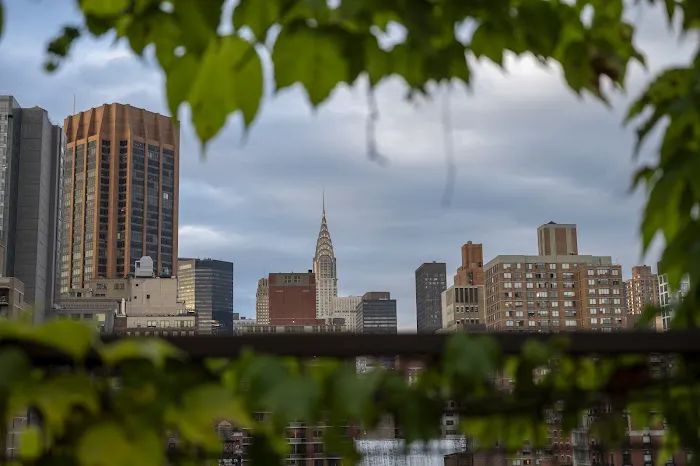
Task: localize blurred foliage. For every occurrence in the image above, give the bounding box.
[0,320,697,466]
[0,0,698,464]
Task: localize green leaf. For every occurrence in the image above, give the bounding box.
[470,22,506,66]
[10,373,99,437]
[0,348,31,396]
[0,1,4,41]
[17,425,43,460]
[77,422,164,466]
[166,385,252,449]
[272,23,349,106]
[100,338,184,368]
[81,0,129,17]
[30,320,95,360]
[443,333,501,384]
[232,0,281,42]
[188,35,263,148]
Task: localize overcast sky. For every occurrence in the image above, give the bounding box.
[0,1,693,330]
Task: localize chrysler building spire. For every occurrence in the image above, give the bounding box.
[313,191,337,321]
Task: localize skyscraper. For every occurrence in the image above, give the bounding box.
[415,262,447,333]
[313,195,337,321]
[0,95,64,318]
[62,103,179,293]
[178,258,234,335]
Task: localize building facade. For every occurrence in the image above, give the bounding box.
[454,241,484,286]
[415,262,447,333]
[484,223,625,332]
[658,261,690,331]
[268,272,319,326]
[537,222,578,256]
[441,285,485,331]
[61,103,179,293]
[255,277,269,325]
[0,95,64,318]
[177,258,234,335]
[356,292,397,334]
[332,295,362,332]
[625,265,660,316]
[312,198,337,321]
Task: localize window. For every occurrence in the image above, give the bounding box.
[146,294,150,299]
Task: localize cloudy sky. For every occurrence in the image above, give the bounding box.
[0,1,693,330]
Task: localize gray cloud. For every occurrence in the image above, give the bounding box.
[0,1,693,329]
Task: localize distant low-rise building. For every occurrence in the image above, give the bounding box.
[356,292,397,334]
[332,295,362,332]
[237,323,343,334]
[268,271,320,326]
[441,285,485,331]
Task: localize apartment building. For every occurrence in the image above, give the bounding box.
[484,223,625,332]
[625,265,660,316]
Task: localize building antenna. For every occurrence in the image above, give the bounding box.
[72,94,76,115]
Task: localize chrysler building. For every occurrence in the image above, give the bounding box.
[313,194,338,321]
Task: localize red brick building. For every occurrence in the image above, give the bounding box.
[268,271,321,326]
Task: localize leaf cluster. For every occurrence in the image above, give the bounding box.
[0,319,697,465]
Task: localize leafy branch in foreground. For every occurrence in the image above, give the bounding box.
[0,318,695,466]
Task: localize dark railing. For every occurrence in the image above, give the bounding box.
[12,330,700,366]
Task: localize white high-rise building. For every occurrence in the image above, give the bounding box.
[333,295,362,331]
[313,195,337,321]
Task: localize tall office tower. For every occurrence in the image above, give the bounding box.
[312,196,337,321]
[537,221,578,256]
[0,96,64,318]
[268,271,318,326]
[624,265,660,316]
[484,223,626,332]
[454,241,484,286]
[356,292,397,334]
[178,258,234,335]
[415,262,447,333]
[61,103,179,294]
[255,277,269,325]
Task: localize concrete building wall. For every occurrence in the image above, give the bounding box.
[2,104,63,320]
[441,285,485,331]
[126,276,185,316]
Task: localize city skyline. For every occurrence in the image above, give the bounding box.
[0,1,689,330]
